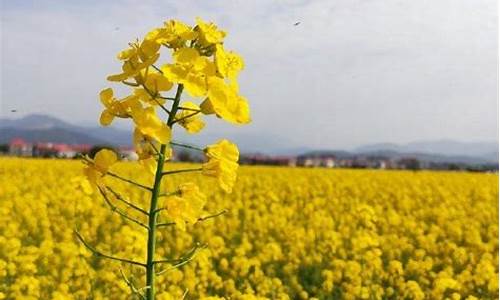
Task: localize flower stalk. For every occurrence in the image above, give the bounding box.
[145,83,183,300]
[80,18,250,300]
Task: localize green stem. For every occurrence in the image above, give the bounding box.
[172,111,201,124]
[170,141,204,152]
[162,167,202,176]
[75,230,146,267]
[168,84,184,126]
[156,209,228,227]
[151,64,163,74]
[145,84,184,300]
[107,171,152,191]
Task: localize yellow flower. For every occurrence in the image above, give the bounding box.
[93,149,118,173]
[200,77,250,125]
[195,17,226,45]
[2,155,499,298]
[432,277,459,297]
[143,71,173,94]
[131,107,171,144]
[133,128,156,160]
[83,149,118,187]
[99,88,117,125]
[138,39,161,61]
[133,129,172,173]
[164,183,206,231]
[403,281,425,300]
[115,39,160,63]
[161,48,216,97]
[107,42,160,82]
[215,44,244,81]
[117,47,136,60]
[176,102,205,133]
[99,88,141,126]
[146,20,197,49]
[82,167,101,188]
[139,157,158,175]
[133,88,164,107]
[202,139,239,193]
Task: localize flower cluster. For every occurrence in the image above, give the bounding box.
[94,18,249,194]
[79,18,251,299]
[1,158,498,299]
[99,17,249,156]
[82,149,118,188]
[90,18,249,228]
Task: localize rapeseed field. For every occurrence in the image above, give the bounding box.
[0,158,497,299]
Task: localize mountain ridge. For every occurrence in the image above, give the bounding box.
[354,139,498,158]
[0,127,107,145]
[0,114,131,145]
[0,114,497,164]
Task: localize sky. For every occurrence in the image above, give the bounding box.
[1,0,498,150]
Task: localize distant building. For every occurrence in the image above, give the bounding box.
[296,154,336,168]
[240,154,296,166]
[9,138,32,156]
[33,142,91,158]
[9,138,91,158]
[396,157,420,170]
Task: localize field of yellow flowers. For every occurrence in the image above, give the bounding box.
[1,157,498,299]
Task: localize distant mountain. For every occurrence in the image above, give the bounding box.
[406,140,497,157]
[81,127,131,145]
[0,114,131,145]
[173,130,310,155]
[0,127,105,144]
[0,114,303,151]
[298,150,354,159]
[1,114,497,166]
[0,114,72,130]
[354,140,498,163]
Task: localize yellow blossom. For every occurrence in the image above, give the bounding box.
[83,149,118,187]
[176,102,205,133]
[131,107,171,144]
[200,77,250,124]
[99,88,141,126]
[107,42,160,82]
[164,183,206,231]
[215,44,244,80]
[90,149,118,174]
[143,71,173,94]
[195,17,226,45]
[202,139,239,193]
[146,20,197,49]
[161,48,216,97]
[133,129,172,173]
[0,158,498,298]
[133,88,165,107]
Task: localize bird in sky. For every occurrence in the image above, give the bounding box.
[10,109,17,113]
[293,22,301,26]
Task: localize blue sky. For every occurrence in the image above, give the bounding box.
[1,0,498,149]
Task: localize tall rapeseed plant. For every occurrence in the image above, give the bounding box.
[76,18,250,300]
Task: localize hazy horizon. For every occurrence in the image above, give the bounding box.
[1,113,497,157]
[1,0,498,149]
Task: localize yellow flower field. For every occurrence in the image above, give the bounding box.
[0,158,498,299]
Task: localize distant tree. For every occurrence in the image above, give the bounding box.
[177,149,193,162]
[399,158,420,171]
[447,163,461,171]
[407,159,420,171]
[0,144,8,154]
